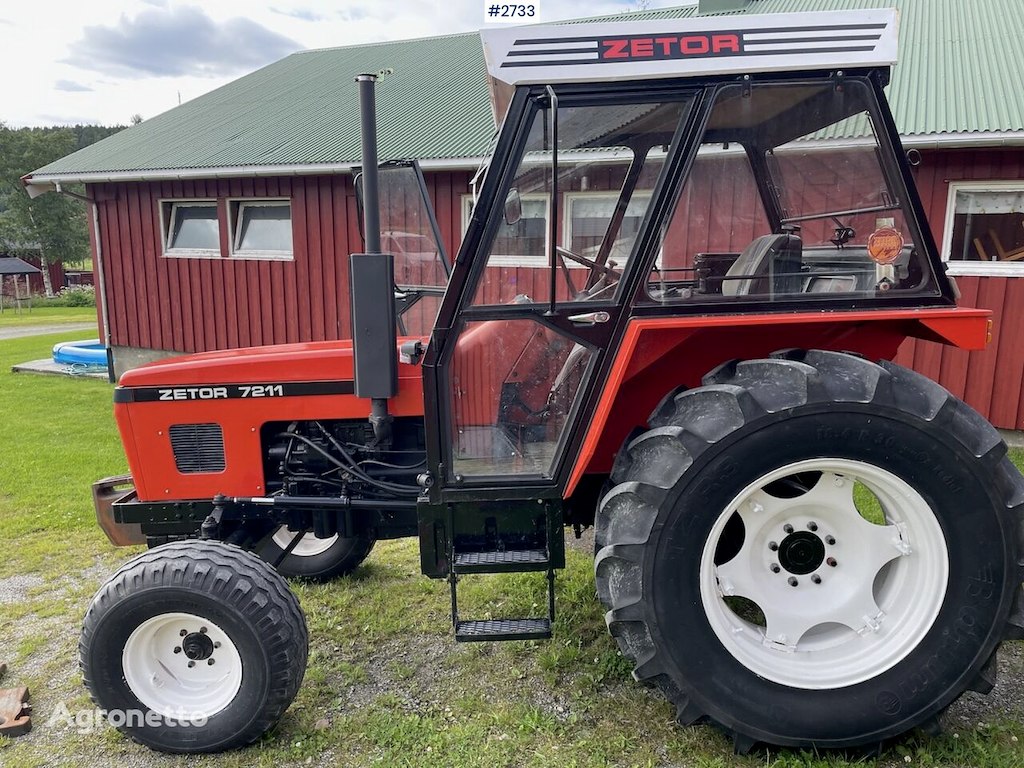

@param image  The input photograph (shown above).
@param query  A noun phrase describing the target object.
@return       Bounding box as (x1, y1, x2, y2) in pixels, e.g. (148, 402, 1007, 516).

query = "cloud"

(64, 5, 301, 79)
(271, 6, 324, 22)
(55, 79, 93, 93)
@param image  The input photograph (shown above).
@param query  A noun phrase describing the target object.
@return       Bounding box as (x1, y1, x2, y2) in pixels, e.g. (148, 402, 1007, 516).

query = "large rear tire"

(595, 350, 1024, 752)
(259, 525, 376, 581)
(81, 540, 308, 753)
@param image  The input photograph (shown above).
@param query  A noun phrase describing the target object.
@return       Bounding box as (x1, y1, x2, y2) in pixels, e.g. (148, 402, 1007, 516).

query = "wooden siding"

(894, 147, 1024, 429)
(88, 172, 471, 354)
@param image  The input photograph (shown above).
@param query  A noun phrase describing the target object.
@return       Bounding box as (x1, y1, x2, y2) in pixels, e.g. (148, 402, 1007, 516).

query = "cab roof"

(481, 9, 898, 86)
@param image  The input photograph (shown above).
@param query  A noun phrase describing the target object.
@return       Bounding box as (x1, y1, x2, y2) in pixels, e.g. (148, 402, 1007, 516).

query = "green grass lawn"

(0, 330, 1021, 767)
(0, 306, 98, 328)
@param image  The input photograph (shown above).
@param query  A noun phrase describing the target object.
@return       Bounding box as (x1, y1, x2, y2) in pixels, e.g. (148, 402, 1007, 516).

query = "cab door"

(423, 86, 696, 498)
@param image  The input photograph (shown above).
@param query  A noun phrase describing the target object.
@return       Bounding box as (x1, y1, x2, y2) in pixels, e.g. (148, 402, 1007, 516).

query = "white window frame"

(461, 192, 550, 267)
(942, 180, 1024, 276)
(563, 190, 653, 267)
(228, 198, 293, 260)
(160, 199, 221, 258)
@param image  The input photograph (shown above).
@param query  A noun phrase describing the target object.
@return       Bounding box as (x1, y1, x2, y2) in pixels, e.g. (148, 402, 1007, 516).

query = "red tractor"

(81, 9, 1023, 755)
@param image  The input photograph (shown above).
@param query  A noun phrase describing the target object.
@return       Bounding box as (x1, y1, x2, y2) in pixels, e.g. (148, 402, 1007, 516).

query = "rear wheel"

(81, 540, 308, 753)
(259, 526, 376, 581)
(595, 350, 1024, 751)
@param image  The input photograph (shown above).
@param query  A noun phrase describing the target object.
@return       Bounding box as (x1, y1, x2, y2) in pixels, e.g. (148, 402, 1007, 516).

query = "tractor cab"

(417, 10, 956, 544)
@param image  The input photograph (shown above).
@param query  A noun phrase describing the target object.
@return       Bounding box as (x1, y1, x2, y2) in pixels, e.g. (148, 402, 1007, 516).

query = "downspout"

(55, 182, 115, 383)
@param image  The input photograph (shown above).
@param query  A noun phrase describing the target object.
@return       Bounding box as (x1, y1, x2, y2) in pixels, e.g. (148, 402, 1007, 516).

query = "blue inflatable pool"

(53, 339, 108, 368)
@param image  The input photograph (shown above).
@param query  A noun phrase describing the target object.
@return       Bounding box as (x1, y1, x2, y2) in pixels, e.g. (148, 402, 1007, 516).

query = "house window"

(230, 200, 293, 259)
(944, 183, 1024, 275)
(461, 193, 548, 266)
(564, 192, 652, 266)
(162, 201, 219, 257)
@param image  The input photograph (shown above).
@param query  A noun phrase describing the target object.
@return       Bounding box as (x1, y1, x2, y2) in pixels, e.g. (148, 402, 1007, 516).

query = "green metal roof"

(28, 0, 1024, 182)
(28, 32, 494, 179)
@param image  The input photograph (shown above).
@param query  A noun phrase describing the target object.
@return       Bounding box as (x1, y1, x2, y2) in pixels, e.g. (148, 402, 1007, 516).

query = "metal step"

(453, 548, 549, 574)
(455, 617, 552, 642)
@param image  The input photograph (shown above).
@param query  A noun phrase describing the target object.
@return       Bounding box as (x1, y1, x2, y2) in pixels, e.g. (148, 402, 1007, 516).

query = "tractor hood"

(117, 339, 422, 390)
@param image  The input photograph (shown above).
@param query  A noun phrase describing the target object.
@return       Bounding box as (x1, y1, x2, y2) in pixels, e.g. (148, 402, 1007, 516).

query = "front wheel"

(259, 525, 376, 581)
(596, 350, 1024, 751)
(81, 540, 308, 753)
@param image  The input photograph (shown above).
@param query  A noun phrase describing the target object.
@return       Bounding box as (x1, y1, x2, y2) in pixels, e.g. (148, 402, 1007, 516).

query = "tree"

(0, 125, 88, 295)
(0, 122, 125, 296)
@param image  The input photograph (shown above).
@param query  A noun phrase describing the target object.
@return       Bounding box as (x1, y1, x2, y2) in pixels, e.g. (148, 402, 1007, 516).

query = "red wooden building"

(23, 0, 1024, 429)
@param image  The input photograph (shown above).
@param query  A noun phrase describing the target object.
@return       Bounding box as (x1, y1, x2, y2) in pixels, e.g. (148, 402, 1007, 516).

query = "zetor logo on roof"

(600, 33, 742, 61)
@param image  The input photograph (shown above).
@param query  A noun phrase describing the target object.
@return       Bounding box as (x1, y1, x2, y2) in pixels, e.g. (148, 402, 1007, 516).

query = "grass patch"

(0, 330, 1022, 767)
(0, 306, 97, 328)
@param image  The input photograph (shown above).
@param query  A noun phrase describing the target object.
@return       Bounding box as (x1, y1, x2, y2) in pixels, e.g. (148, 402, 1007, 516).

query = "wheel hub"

(777, 530, 825, 575)
(182, 631, 215, 661)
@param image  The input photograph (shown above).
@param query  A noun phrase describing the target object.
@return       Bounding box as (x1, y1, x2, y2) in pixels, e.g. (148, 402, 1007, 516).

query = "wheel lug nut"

(188, 661, 196, 668)
(783, 524, 794, 534)
(770, 564, 781, 573)
(208, 658, 216, 666)
(199, 627, 208, 634)
(812, 574, 822, 584)
(213, 642, 221, 649)
(179, 629, 187, 637)
(788, 577, 798, 587)
(769, 541, 779, 551)
(827, 557, 838, 567)
(807, 521, 818, 532)
(173, 646, 182, 654)
(826, 535, 836, 545)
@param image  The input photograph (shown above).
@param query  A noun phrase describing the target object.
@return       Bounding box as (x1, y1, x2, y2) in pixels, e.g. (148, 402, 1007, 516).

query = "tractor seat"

(722, 233, 803, 298)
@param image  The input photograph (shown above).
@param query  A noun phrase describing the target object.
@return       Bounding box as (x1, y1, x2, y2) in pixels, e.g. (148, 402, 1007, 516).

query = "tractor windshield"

(357, 161, 451, 335)
(470, 98, 689, 307)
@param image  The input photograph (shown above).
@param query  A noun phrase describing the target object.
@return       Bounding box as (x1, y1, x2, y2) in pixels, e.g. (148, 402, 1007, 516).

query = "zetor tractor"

(81, 9, 1024, 755)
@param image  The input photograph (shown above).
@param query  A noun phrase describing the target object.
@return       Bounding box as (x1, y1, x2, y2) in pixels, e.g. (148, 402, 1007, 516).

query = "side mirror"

(503, 188, 522, 226)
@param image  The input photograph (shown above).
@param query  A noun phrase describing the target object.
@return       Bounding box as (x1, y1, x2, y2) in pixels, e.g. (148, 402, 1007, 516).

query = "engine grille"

(169, 423, 226, 473)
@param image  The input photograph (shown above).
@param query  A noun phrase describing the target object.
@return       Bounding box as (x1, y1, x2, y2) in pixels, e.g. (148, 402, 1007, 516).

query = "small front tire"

(81, 540, 308, 753)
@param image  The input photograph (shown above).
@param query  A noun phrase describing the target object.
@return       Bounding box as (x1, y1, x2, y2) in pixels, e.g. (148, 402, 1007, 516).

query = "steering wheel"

(555, 246, 621, 278)
(554, 246, 623, 300)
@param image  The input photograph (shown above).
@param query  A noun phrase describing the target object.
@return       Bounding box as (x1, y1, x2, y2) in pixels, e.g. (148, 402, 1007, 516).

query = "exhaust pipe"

(351, 72, 397, 447)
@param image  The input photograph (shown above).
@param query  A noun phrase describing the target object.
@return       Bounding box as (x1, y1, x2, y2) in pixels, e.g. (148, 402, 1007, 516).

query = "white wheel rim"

(272, 526, 338, 557)
(699, 458, 948, 690)
(122, 612, 243, 720)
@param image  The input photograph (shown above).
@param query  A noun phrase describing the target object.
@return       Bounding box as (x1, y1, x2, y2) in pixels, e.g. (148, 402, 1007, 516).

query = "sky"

(0, 0, 689, 128)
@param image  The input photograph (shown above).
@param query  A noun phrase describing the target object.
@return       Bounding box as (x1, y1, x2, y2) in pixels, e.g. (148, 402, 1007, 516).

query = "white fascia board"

(481, 9, 899, 86)
(22, 157, 486, 195)
(901, 131, 1024, 149)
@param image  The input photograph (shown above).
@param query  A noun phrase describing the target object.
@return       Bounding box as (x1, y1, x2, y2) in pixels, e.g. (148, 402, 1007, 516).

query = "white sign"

(481, 9, 899, 85)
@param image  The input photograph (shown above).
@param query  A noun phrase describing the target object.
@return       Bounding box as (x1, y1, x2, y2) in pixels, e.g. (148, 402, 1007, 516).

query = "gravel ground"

(0, 323, 95, 341)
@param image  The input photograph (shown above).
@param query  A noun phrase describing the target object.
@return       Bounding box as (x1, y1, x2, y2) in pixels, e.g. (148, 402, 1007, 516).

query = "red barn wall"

(87, 171, 471, 355)
(896, 147, 1024, 429)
